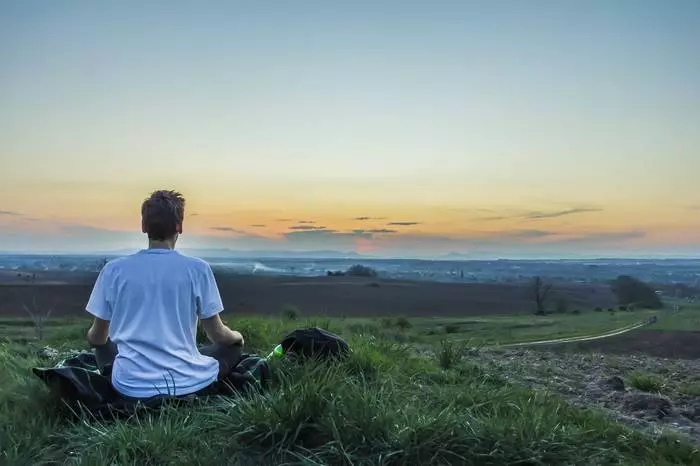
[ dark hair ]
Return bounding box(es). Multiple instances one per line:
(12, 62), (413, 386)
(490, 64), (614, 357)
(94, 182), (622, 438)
(141, 190), (185, 241)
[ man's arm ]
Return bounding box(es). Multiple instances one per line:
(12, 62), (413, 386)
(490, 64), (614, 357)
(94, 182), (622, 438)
(197, 263), (244, 346)
(200, 314), (244, 346)
(85, 265), (113, 347)
(87, 318), (110, 346)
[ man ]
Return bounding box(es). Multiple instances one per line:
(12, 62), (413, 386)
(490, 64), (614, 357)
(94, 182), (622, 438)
(85, 190), (244, 399)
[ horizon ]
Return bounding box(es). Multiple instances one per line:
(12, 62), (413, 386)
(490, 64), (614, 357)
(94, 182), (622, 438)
(1, 247), (700, 262)
(2, 2), (699, 258)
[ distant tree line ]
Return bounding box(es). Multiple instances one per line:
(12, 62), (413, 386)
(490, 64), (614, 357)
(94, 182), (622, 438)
(528, 274), (662, 315)
(327, 264), (378, 278)
(610, 275), (662, 309)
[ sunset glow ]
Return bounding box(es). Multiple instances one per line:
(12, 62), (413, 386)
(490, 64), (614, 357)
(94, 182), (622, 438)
(1, 1), (698, 257)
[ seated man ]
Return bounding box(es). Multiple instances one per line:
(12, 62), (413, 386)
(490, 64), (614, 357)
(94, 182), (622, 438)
(85, 190), (244, 399)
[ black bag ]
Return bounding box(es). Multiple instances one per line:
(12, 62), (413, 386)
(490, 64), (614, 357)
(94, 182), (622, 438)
(281, 327), (350, 361)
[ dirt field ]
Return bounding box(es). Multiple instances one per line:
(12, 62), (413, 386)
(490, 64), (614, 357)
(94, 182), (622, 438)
(0, 270), (617, 318)
(536, 330), (700, 360)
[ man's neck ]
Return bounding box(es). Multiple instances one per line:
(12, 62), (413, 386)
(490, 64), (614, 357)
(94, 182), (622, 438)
(148, 239), (176, 250)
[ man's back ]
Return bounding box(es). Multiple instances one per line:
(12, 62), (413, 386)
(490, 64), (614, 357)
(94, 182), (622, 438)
(86, 249), (223, 398)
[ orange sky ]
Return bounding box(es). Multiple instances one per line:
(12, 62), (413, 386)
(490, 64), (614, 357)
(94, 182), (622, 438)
(1, 2), (699, 257)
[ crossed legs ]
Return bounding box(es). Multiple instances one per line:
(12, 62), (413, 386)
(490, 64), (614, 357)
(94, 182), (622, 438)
(93, 339), (242, 380)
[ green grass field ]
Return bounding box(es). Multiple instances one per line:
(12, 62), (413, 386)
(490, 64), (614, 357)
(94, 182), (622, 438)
(0, 308), (655, 352)
(645, 307), (700, 331)
(2, 310), (698, 465)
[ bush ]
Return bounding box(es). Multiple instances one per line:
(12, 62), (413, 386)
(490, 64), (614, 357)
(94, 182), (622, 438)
(610, 275), (663, 309)
(380, 317), (412, 331)
(437, 339), (464, 370)
(346, 264), (378, 277)
(395, 317), (412, 330)
(445, 324), (461, 334)
(572, 309), (581, 315)
(629, 372), (665, 393)
(281, 305), (300, 320)
(594, 307), (603, 312)
(618, 305), (628, 312)
(679, 382), (700, 397)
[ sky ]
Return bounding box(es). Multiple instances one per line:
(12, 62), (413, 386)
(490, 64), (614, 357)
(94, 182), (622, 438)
(1, 1), (699, 258)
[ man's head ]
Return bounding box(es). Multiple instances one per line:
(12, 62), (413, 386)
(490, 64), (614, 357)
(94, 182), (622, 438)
(141, 190), (185, 243)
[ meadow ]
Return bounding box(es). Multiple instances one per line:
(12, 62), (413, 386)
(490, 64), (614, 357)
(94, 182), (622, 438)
(2, 309), (699, 465)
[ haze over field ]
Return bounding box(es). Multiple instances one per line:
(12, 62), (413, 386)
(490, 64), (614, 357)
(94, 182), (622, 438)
(1, 1), (699, 257)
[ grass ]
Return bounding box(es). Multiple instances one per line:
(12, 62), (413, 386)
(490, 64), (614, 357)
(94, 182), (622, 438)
(646, 306), (700, 331)
(2, 313), (698, 465)
(628, 372), (666, 393)
(414, 309), (657, 346)
(0, 308), (656, 351)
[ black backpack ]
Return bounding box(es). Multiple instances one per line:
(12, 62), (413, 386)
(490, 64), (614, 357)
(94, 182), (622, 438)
(281, 327), (350, 361)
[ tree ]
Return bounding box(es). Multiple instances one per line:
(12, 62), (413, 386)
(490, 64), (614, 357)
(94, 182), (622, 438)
(610, 275), (663, 309)
(532, 276), (552, 315)
(23, 274), (53, 340)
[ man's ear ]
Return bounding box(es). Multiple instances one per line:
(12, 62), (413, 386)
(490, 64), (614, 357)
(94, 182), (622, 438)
(176, 223), (183, 235)
(141, 218), (147, 234)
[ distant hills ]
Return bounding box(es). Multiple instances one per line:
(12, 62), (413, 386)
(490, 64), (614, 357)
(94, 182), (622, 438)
(1, 247), (700, 262)
(71, 248), (366, 260)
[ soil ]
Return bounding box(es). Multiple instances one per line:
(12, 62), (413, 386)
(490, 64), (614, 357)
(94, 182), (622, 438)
(0, 271), (616, 318)
(471, 347), (700, 445)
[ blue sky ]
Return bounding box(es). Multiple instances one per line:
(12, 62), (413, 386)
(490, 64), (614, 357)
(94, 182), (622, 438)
(0, 1), (699, 257)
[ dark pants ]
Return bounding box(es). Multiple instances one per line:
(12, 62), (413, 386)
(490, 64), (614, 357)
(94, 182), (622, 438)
(94, 339), (243, 382)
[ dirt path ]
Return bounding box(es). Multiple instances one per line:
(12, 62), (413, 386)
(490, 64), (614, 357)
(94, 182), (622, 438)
(499, 316), (657, 348)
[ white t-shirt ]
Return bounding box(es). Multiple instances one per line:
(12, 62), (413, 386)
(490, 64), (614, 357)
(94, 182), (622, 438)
(86, 248), (224, 398)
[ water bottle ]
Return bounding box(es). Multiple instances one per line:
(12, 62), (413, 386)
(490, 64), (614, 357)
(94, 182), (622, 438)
(266, 344), (284, 360)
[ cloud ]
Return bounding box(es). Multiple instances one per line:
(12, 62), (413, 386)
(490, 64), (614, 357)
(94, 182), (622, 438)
(689, 205), (700, 211)
(276, 218), (293, 222)
(0, 210), (22, 216)
(524, 208), (602, 220)
(297, 220), (316, 224)
(210, 226), (248, 234)
(284, 228), (396, 247)
(477, 207), (602, 222)
(60, 224), (120, 234)
(497, 229), (556, 239)
(284, 229), (372, 245)
(558, 230), (646, 243)
(289, 225), (327, 231)
(363, 229), (398, 234)
(251, 224), (266, 228)
(354, 216), (387, 221)
(387, 221), (422, 226)
(31, 223), (145, 251)
(285, 229), (338, 239)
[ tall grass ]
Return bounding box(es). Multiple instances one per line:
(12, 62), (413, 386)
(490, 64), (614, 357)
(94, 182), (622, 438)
(1, 318), (699, 465)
